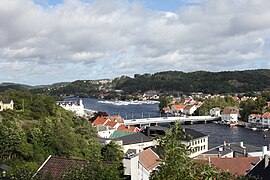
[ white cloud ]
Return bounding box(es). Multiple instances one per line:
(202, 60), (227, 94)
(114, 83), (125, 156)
(0, 0), (270, 85)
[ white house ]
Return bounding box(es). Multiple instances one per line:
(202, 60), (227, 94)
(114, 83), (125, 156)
(210, 108), (221, 117)
(113, 133), (157, 153)
(183, 105), (197, 115)
(123, 148), (161, 180)
(0, 100), (14, 111)
(248, 114), (262, 127)
(181, 128), (209, 158)
(57, 99), (84, 116)
(262, 112), (270, 128)
(221, 106), (239, 124)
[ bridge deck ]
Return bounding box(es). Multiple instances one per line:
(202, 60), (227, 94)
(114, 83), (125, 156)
(124, 116), (220, 126)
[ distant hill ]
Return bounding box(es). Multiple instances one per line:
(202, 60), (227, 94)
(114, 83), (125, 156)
(113, 69), (270, 94)
(1, 69), (270, 96)
(0, 82), (31, 92)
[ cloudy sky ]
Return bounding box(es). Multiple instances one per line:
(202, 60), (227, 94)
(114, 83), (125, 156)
(1, 0), (270, 85)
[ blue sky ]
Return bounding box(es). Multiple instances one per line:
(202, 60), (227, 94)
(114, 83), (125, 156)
(0, 0), (269, 85)
(35, 0), (202, 11)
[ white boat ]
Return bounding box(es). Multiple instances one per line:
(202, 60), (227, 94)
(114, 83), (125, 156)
(262, 128), (269, 132)
(251, 127), (257, 131)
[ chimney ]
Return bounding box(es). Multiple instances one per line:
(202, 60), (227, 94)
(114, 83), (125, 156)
(240, 141), (244, 147)
(218, 146), (223, 152)
(262, 146), (268, 157)
(146, 126), (150, 137)
(264, 155), (269, 169)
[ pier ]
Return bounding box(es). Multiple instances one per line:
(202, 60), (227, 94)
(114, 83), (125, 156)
(124, 116), (220, 126)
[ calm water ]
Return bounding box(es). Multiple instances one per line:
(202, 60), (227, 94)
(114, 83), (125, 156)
(68, 98), (270, 148)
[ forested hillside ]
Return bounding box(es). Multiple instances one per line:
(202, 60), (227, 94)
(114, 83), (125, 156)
(114, 69), (270, 93)
(1, 69), (270, 97)
(0, 90), (121, 179)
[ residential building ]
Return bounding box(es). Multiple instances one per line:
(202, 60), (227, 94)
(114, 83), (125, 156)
(183, 105), (197, 115)
(181, 128), (209, 158)
(0, 100), (14, 111)
(123, 148), (161, 180)
(171, 104), (185, 115)
(209, 108), (221, 117)
(246, 155), (270, 179)
(262, 112), (270, 128)
(196, 157), (260, 177)
(113, 133), (157, 153)
(56, 99), (84, 116)
(143, 126), (209, 158)
(35, 155), (87, 180)
(248, 114), (262, 127)
(221, 106), (239, 124)
(199, 141), (262, 159)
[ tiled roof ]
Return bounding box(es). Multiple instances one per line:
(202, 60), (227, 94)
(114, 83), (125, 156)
(183, 105), (194, 110)
(139, 148), (161, 171)
(162, 107), (170, 111)
(223, 109), (238, 114)
(249, 114), (261, 118)
(104, 121), (118, 128)
(209, 157), (260, 176)
(172, 104), (185, 110)
(108, 115), (124, 123)
(113, 133), (152, 145)
(92, 116), (108, 126)
(117, 125), (139, 132)
(37, 156), (87, 180)
(110, 130), (136, 139)
(262, 112), (270, 119)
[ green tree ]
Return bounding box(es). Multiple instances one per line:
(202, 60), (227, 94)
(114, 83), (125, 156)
(150, 122), (235, 180)
(62, 161), (122, 180)
(101, 142), (123, 163)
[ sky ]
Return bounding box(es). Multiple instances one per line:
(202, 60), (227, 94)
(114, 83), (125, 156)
(1, 0), (270, 85)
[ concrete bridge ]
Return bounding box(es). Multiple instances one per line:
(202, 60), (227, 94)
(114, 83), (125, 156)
(124, 116), (221, 126)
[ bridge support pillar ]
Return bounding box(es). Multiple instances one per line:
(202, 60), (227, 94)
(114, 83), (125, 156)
(190, 121), (193, 125)
(204, 120), (207, 124)
(148, 123), (151, 126)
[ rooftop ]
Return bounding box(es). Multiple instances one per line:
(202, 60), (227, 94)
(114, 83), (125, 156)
(203, 157), (260, 176)
(113, 133), (152, 145)
(139, 148), (161, 171)
(36, 156), (87, 180)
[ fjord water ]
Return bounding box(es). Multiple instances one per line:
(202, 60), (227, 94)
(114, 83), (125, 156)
(72, 98), (270, 148)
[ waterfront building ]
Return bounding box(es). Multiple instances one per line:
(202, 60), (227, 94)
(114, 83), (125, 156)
(56, 99), (84, 116)
(248, 114), (262, 127)
(221, 106), (239, 125)
(0, 100), (14, 111)
(262, 112), (270, 128)
(181, 128), (209, 158)
(142, 126), (209, 158)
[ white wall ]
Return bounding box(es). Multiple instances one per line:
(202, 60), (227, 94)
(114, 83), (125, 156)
(122, 141), (158, 154)
(182, 136), (209, 158)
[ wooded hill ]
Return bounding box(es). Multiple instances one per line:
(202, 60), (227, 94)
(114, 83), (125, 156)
(114, 69), (270, 94)
(1, 69), (270, 96)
